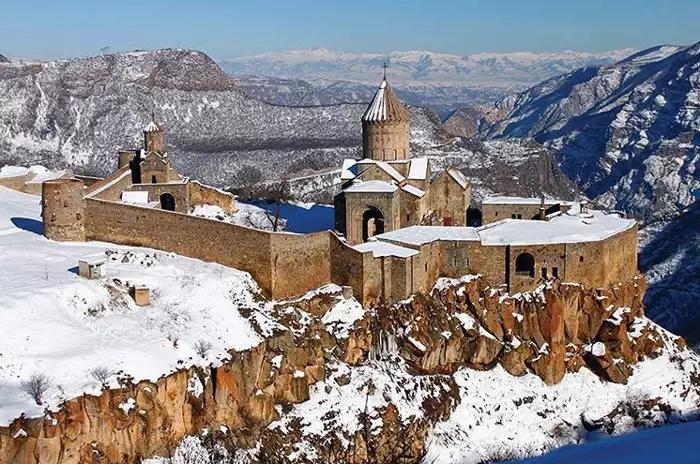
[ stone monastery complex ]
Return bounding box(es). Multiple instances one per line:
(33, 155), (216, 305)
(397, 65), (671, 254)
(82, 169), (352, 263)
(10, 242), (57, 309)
(15, 75), (638, 306)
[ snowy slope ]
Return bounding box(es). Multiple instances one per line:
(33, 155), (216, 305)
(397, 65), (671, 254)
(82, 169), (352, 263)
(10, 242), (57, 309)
(0, 186), (264, 424)
(0, 49), (443, 186)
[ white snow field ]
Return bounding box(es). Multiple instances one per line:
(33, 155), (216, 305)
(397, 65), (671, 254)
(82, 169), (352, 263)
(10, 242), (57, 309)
(0, 186), (263, 424)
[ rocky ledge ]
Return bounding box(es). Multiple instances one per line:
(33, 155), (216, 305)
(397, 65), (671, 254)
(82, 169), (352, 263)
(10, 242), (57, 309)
(1, 275), (697, 464)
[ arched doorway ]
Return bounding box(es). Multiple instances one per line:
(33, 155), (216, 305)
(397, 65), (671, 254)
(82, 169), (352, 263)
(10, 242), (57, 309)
(362, 206), (384, 242)
(160, 193), (176, 211)
(467, 207), (482, 227)
(515, 252), (535, 278)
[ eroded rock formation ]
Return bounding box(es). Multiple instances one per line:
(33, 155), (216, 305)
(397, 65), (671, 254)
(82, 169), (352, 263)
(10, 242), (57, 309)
(0, 275), (680, 464)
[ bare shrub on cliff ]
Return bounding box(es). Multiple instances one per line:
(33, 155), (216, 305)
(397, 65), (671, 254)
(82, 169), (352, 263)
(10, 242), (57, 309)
(21, 373), (52, 405)
(193, 339), (213, 359)
(90, 366), (112, 387)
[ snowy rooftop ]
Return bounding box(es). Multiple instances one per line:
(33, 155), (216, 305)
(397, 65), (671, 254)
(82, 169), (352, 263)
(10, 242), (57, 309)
(477, 211), (636, 246)
(344, 180), (398, 194)
(361, 78), (410, 123)
(143, 120), (161, 133)
(352, 240), (419, 259)
(447, 168), (469, 189)
(482, 196), (571, 205)
(377, 226), (480, 246)
(402, 184), (426, 198)
(121, 191), (150, 205)
(376, 210), (635, 247)
(0, 165), (68, 183)
(407, 158), (428, 180)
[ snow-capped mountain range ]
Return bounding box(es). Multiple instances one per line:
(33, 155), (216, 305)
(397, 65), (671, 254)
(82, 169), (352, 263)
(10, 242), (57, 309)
(220, 48), (635, 116)
(219, 48), (635, 88)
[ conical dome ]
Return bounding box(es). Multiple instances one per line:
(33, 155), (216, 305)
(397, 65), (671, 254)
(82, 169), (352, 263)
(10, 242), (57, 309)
(362, 78), (410, 123)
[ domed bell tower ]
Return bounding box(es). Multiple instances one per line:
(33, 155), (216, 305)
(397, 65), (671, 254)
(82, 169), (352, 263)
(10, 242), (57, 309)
(361, 68), (411, 161)
(143, 113), (164, 153)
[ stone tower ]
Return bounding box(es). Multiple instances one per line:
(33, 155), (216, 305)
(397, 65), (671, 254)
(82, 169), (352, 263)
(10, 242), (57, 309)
(143, 115), (164, 153)
(42, 178), (86, 242)
(361, 74), (410, 161)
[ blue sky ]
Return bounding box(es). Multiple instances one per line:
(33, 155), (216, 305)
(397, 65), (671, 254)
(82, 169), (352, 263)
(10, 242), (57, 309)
(2, 0), (699, 60)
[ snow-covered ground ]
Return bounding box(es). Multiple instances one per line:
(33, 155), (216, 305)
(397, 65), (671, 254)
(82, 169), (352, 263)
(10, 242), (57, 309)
(191, 201), (334, 233)
(0, 186), (263, 424)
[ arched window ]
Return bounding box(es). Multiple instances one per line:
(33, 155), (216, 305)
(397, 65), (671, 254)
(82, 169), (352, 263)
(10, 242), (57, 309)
(160, 193), (176, 211)
(515, 253), (535, 278)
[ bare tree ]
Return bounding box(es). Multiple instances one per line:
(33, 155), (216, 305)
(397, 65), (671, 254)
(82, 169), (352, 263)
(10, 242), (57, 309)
(230, 165), (264, 200)
(193, 339), (212, 358)
(21, 373), (52, 405)
(90, 367), (112, 388)
(254, 178), (292, 232)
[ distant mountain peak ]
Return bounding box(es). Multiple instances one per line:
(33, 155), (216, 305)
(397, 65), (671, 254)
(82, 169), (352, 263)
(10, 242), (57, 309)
(219, 47), (636, 88)
(0, 54), (9, 63)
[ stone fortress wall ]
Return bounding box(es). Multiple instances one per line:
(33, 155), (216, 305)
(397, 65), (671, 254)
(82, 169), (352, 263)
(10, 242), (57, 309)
(37, 174), (638, 307)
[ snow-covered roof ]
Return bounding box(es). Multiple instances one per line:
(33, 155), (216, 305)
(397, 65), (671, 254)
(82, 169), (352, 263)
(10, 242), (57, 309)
(121, 191), (150, 204)
(376, 209), (635, 247)
(361, 78), (410, 123)
(0, 165), (67, 183)
(375, 161), (405, 182)
(341, 159), (358, 180)
(344, 180), (398, 194)
(407, 158), (429, 180)
(377, 226), (480, 246)
(447, 167), (469, 189)
(402, 184), (426, 198)
(477, 211), (635, 246)
(482, 196), (568, 205)
(144, 120), (161, 133)
(342, 159), (405, 183)
(353, 240), (419, 259)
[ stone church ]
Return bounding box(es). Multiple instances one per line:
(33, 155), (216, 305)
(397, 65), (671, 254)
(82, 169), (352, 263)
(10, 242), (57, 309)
(334, 75), (470, 245)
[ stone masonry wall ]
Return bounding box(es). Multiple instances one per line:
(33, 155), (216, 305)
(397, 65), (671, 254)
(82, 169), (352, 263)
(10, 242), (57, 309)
(188, 181), (236, 214)
(85, 198), (275, 297)
(128, 183), (190, 213)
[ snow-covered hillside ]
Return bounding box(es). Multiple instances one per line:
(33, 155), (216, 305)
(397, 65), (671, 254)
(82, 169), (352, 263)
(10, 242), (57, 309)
(2, 186), (700, 464)
(0, 186), (268, 423)
(0, 49), (443, 186)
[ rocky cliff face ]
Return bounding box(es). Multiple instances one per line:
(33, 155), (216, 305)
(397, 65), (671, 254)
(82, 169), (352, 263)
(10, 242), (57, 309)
(460, 43), (699, 223)
(3, 276), (698, 464)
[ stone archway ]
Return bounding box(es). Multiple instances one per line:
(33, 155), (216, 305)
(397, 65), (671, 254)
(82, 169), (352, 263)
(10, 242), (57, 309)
(467, 207), (483, 227)
(160, 193), (176, 211)
(362, 206), (384, 242)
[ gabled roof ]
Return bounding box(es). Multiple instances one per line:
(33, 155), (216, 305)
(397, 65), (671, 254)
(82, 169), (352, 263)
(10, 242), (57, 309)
(401, 184), (426, 198)
(447, 167), (469, 190)
(407, 158), (429, 180)
(343, 159), (406, 183)
(362, 78), (410, 123)
(345, 180), (398, 194)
